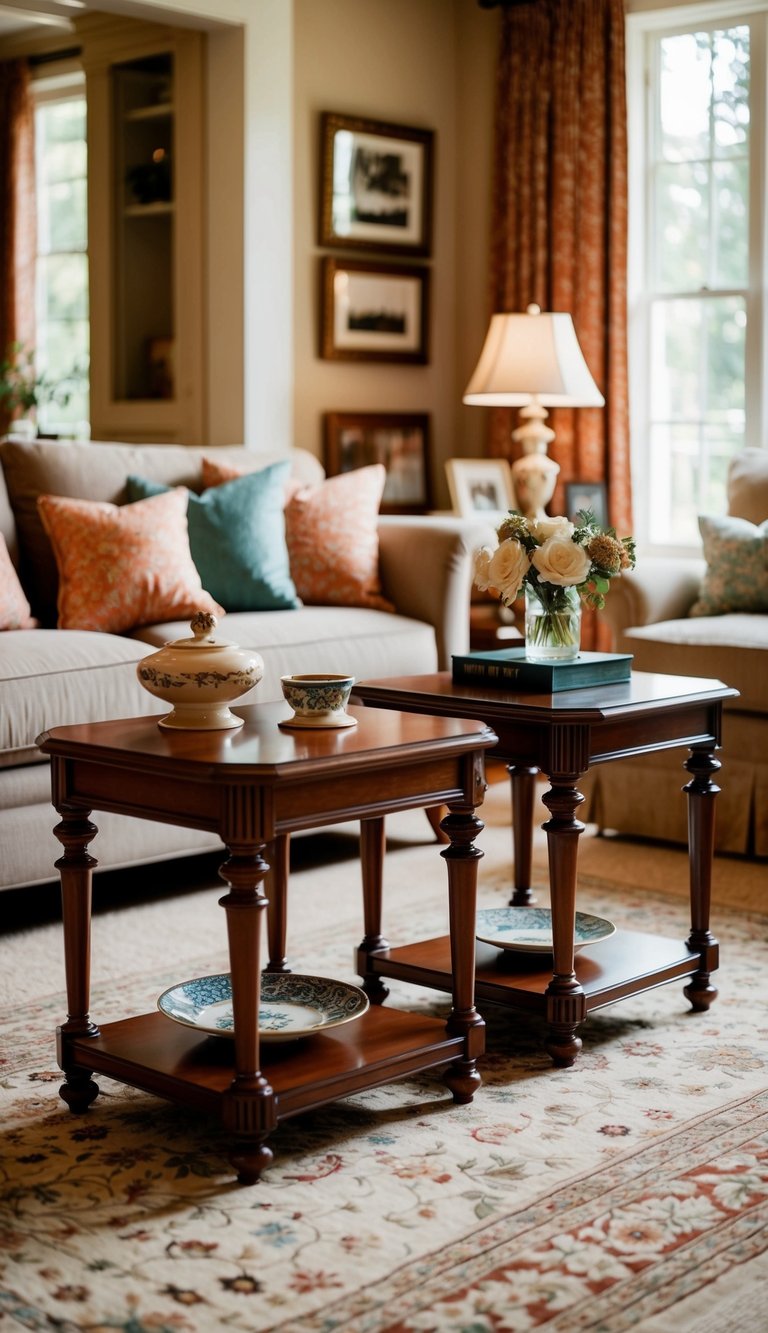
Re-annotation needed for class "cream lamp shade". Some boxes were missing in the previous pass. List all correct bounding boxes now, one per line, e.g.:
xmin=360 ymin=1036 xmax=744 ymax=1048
xmin=463 ymin=304 xmax=604 ymax=518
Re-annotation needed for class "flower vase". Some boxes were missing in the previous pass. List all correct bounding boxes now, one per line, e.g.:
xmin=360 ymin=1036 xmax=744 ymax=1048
xmin=524 ymin=585 xmax=582 ymax=662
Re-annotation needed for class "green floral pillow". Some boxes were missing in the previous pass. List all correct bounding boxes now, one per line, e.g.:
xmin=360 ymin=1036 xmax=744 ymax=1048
xmin=690 ymin=514 xmax=768 ymax=616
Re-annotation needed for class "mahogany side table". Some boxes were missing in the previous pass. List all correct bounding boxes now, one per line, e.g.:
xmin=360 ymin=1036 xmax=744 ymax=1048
xmin=353 ymin=671 xmax=738 ymax=1067
xmin=38 ymin=702 xmax=496 ymax=1183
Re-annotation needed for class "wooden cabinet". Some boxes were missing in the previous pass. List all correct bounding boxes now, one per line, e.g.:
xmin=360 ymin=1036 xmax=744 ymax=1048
xmin=79 ymin=17 xmax=205 ymax=444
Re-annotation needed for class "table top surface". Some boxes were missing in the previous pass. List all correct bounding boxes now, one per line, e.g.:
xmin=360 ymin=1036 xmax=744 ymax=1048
xmin=354 ymin=670 xmax=738 ymax=721
xmin=37 ymin=700 xmax=498 ymax=776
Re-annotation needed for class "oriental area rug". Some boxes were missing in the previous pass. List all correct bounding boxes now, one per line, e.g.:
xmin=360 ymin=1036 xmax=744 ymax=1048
xmin=1 ymin=782 xmax=767 ymax=1331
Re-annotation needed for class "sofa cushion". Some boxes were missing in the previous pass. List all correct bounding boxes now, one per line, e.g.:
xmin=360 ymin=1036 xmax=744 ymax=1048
xmin=37 ymin=489 xmax=222 ymax=632
xmin=0 ymin=534 xmax=36 ymax=630
xmin=727 ymin=448 xmax=768 ymax=524
xmin=126 ymin=466 xmax=301 ymax=612
xmin=203 ymin=456 xmax=394 ymax=612
xmin=690 ymin=514 xmax=768 ymax=617
xmin=0 ymin=629 xmax=163 ymax=767
xmin=0 ymin=438 xmax=323 ymax=624
xmin=622 ymin=613 xmax=768 ymax=714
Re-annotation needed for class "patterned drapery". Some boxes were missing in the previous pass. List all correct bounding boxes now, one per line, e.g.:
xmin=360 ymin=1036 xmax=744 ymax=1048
xmin=488 ymin=0 xmax=631 ymax=540
xmin=0 ymin=59 xmax=36 ymax=432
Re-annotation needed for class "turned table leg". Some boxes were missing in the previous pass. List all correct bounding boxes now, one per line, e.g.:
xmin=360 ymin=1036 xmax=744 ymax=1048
xmin=265 ymin=834 xmax=291 ymax=973
xmin=356 ymin=816 xmax=390 ymax=1003
xmin=440 ymin=805 xmax=486 ymax=1104
xmin=542 ymin=780 xmax=586 ymax=1066
xmin=53 ymin=803 xmax=101 ymax=1114
xmin=219 ymin=843 xmax=276 ymax=1183
xmin=508 ymin=764 xmax=539 ymax=905
xmin=683 ymin=744 xmax=720 ymax=1011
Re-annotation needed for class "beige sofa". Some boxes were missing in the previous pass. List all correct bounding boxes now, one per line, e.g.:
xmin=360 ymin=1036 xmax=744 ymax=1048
xmin=0 ymin=437 xmax=490 ymax=891
xmin=582 ymin=449 xmax=768 ymax=856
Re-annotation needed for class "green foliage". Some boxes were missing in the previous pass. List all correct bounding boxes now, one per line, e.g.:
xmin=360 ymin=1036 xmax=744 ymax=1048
xmin=0 ymin=342 xmax=84 ymax=421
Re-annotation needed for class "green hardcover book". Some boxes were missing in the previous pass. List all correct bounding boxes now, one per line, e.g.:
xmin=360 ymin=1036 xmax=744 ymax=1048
xmin=451 ymin=648 xmax=633 ymax=692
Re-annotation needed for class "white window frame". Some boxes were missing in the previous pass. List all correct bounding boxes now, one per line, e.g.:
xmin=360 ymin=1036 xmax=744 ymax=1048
xmin=626 ymin=0 xmax=768 ymax=558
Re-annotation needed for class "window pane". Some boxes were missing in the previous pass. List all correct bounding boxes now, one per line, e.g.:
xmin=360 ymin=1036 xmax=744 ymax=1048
xmin=713 ymin=159 xmax=748 ymax=286
xmin=38 ymin=179 xmax=87 ymax=254
xmin=712 ymin=27 xmax=750 ymax=158
xmin=655 ymin=161 xmax=709 ymax=290
xmin=659 ymin=33 xmax=711 ymax=162
xmin=34 ymin=89 xmax=89 ymax=436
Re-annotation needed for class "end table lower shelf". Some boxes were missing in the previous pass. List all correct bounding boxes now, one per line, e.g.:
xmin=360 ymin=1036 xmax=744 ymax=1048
xmin=59 ymin=1005 xmax=466 ymax=1125
xmin=365 ymin=928 xmax=704 ymax=1018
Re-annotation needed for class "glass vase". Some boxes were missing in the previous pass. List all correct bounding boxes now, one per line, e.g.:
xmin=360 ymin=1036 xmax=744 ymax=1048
xmin=524 ymin=584 xmax=582 ymax=662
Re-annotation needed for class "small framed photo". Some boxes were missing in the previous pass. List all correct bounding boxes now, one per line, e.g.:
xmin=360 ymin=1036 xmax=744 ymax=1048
xmin=565 ymin=481 xmax=608 ymax=527
xmin=445 ymin=458 xmax=516 ymax=519
xmin=319 ymin=111 xmax=434 ymax=256
xmin=320 ymin=257 xmax=429 ymax=363
xmin=324 ymin=411 xmax=432 ymax=514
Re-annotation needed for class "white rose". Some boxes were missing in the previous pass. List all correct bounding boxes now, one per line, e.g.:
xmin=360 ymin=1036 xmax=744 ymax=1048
xmin=488 ymin=539 xmax=530 ymax=602
xmin=531 ymin=533 xmax=591 ymax=586
xmin=474 ymin=546 xmax=495 ymax=592
xmin=531 ymin=515 xmax=574 ymax=542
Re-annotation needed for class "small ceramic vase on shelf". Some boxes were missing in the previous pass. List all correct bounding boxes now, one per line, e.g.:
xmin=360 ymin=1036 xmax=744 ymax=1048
xmin=136 ymin=612 xmax=263 ymax=730
xmin=524 ymin=585 xmax=582 ymax=662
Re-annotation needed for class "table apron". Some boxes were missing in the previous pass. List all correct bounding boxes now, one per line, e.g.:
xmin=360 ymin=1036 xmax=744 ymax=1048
xmin=491 ymin=707 xmax=722 ymax=775
xmin=52 ymin=752 xmax=483 ymax=843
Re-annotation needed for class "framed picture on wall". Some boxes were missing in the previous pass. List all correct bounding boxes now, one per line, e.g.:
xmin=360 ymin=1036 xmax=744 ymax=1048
xmin=445 ymin=458 xmax=516 ymax=519
xmin=565 ymin=481 xmax=608 ymax=527
xmin=320 ymin=257 xmax=430 ymax=363
xmin=324 ymin=411 xmax=432 ymax=514
xmin=319 ymin=111 xmax=434 ymax=256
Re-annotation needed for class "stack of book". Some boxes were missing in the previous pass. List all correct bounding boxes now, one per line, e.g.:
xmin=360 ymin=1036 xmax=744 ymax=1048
xmin=451 ymin=648 xmax=633 ymax=692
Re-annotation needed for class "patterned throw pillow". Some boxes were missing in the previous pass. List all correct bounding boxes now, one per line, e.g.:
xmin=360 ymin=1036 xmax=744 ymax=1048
xmin=202 ymin=457 xmax=394 ymax=611
xmin=0 ymin=534 xmax=37 ymax=630
xmin=690 ymin=514 xmax=768 ymax=617
xmin=126 ymin=464 xmax=301 ymax=612
xmin=37 ymin=488 xmax=223 ymax=633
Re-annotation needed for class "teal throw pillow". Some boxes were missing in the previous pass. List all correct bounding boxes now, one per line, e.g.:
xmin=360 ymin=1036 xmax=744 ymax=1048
xmin=689 ymin=513 xmax=768 ymax=616
xmin=126 ymin=464 xmax=301 ymax=612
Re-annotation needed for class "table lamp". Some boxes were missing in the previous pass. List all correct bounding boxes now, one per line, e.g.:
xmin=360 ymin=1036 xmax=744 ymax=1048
xmin=463 ymin=304 xmax=604 ymax=519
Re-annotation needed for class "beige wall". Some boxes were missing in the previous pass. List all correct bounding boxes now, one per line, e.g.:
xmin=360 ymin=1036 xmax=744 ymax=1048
xmin=292 ymin=0 xmax=498 ymax=508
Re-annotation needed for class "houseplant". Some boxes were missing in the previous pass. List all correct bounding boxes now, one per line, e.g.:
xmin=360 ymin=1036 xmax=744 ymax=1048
xmin=474 ymin=510 xmax=636 ymax=661
xmin=0 ymin=342 xmax=80 ymax=437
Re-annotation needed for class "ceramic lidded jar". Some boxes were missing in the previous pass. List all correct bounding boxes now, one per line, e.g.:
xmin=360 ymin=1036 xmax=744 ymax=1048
xmin=137 ymin=612 xmax=264 ymax=730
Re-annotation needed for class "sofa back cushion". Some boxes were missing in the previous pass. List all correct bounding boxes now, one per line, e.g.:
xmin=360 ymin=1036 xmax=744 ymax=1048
xmin=0 ymin=439 xmax=323 ymax=625
xmin=728 ymin=448 xmax=768 ymax=524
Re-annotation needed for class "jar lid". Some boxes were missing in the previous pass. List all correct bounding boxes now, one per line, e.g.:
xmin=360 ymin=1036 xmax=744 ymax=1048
xmin=165 ymin=612 xmax=236 ymax=651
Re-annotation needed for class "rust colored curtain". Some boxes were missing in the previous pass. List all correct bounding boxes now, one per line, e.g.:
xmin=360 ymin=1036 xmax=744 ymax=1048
xmin=489 ymin=0 xmax=631 ymax=536
xmin=0 ymin=58 xmax=36 ymax=428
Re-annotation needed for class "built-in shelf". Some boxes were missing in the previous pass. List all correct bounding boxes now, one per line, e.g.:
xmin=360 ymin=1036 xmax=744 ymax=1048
xmin=124 ymin=102 xmax=174 ymax=122
xmin=123 ymin=202 xmax=174 ymax=218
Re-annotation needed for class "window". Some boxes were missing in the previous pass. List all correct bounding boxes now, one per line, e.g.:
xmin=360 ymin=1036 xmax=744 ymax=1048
xmin=627 ymin=5 xmax=766 ymax=552
xmin=33 ymin=70 xmax=89 ymax=437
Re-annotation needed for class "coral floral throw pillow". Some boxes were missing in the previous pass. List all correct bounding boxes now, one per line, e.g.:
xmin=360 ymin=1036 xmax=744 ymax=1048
xmin=202 ymin=456 xmax=394 ymax=610
xmin=0 ymin=534 xmax=37 ymax=630
xmin=37 ymin=488 xmax=223 ymax=633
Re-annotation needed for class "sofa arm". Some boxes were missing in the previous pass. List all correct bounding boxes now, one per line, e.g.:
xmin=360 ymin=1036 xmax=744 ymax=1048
xmin=602 ymin=556 xmax=706 ymax=642
xmin=377 ymin=515 xmax=497 ymax=668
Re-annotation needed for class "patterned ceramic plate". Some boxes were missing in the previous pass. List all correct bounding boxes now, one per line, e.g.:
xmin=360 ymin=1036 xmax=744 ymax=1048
xmin=476 ymin=907 xmax=616 ymax=954
xmin=157 ymin=972 xmax=369 ymax=1041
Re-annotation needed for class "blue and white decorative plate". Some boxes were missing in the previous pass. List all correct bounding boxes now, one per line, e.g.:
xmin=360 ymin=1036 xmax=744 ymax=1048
xmin=157 ymin=972 xmax=369 ymax=1041
xmin=476 ymin=907 xmax=616 ymax=954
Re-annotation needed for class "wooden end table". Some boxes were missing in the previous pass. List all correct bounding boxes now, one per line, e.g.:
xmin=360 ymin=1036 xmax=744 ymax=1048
xmin=38 ymin=703 xmax=496 ymax=1183
xmin=353 ymin=671 xmax=738 ymax=1067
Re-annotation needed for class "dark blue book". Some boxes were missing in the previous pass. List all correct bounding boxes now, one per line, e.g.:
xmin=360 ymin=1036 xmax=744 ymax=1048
xmin=451 ymin=648 xmax=633 ymax=692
